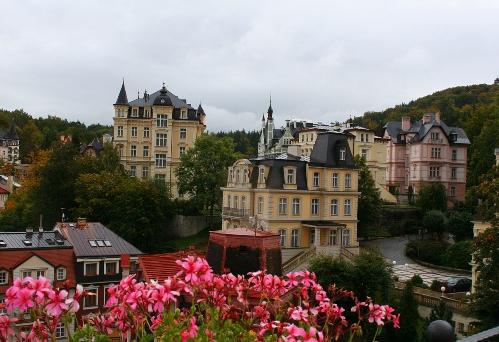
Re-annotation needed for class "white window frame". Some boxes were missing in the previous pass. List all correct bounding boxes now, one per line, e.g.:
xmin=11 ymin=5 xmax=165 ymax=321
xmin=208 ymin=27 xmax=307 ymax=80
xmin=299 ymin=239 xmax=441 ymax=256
xmin=257 ymin=197 xmax=264 ymax=214
xmin=291 ymin=229 xmax=299 ymax=248
xmin=132 ymin=108 xmax=138 ymax=117
xmin=84 ymin=262 xmax=100 ymax=276
xmin=156 ymin=133 xmax=168 ymax=147
xmin=179 ymin=146 xmax=186 ymax=155
xmin=311 ymin=198 xmax=319 ymax=216
xmin=117 ymin=126 xmax=123 ymax=137
xmin=129 ymin=165 xmax=136 ymax=177
xmin=181 ymin=109 xmax=188 ymax=119
xmin=309 ymin=228 xmax=315 ymax=246
xmin=142 ymin=166 xmax=149 ymax=179
xmin=104 ymin=261 xmax=119 ymax=276
xmin=292 ymin=198 xmax=300 ymax=216
xmin=278 ymin=198 xmax=287 ymax=215
xmin=0 ymin=270 xmax=8 ymax=285
xmin=55 ymin=322 xmax=66 ymax=338
xmin=331 ymin=199 xmax=338 ymax=216
xmin=130 ymin=145 xmax=137 ymax=157
xmin=286 ymin=168 xmax=296 ymax=184
xmin=278 ymin=229 xmax=286 ymax=247
xmin=313 ymin=172 xmax=320 ymax=187
xmin=180 ymin=128 xmax=187 ymax=139
xmin=155 ymin=154 xmax=167 ymax=168
xmin=131 ymin=126 xmax=138 ymax=137
xmin=339 ymin=147 xmax=346 ymax=161
xmin=451 ymin=168 xmax=457 ymax=179
xmin=143 ymin=146 xmax=149 ymax=157
xmin=344 ymin=199 xmax=351 ymax=216
xmin=259 ymin=167 xmax=265 ymax=183
xmin=56 ymin=267 xmax=66 ymax=281
xmin=361 ymin=149 xmax=368 ymax=159
xmin=342 ymin=229 xmax=350 ymax=246
xmin=156 ymin=114 xmax=168 ymax=127
xmin=22 ymin=270 xmax=32 ymax=278
xmin=143 ymin=127 xmax=150 ymax=138
xmin=329 ymin=230 xmax=337 ymax=246
xmin=332 ymin=173 xmax=339 ymax=188
xmin=36 ymin=270 xmax=45 ymax=278
xmin=345 ymin=173 xmax=351 ymax=188
xmin=83 ymin=286 xmax=99 ymax=309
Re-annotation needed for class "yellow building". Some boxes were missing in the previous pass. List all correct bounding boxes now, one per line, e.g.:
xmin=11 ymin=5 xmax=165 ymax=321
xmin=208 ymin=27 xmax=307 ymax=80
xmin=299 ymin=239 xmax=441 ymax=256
xmin=222 ymin=132 xmax=360 ymax=256
xmin=112 ymin=81 xmax=206 ymax=197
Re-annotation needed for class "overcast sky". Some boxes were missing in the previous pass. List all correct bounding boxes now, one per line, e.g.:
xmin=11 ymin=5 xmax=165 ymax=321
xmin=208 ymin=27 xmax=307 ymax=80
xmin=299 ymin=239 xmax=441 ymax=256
xmin=1 ymin=1 xmax=498 ymax=132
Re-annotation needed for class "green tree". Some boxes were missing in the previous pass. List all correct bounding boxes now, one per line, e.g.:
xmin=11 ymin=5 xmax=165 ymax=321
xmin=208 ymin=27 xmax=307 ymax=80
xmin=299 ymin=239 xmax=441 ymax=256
xmin=472 ymin=219 xmax=499 ymax=327
xmin=447 ymin=211 xmax=473 ymax=241
xmin=354 ymin=155 xmax=383 ymax=238
xmin=417 ymin=183 xmax=447 ymax=213
xmin=467 ymin=165 xmax=499 ymax=221
xmin=308 ymin=254 xmax=354 ymax=290
xmin=176 ymin=135 xmax=238 ymax=228
xmin=18 ymin=120 xmax=43 ymax=163
xmin=75 ymin=171 xmax=172 ymax=252
xmin=396 ymin=282 xmax=422 ymax=342
xmin=422 ymin=210 xmax=447 ymax=240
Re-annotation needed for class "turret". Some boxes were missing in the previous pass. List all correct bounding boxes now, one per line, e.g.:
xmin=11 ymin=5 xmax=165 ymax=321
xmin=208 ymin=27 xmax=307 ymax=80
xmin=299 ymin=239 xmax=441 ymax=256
xmin=114 ymin=80 xmax=129 ymax=118
xmin=197 ymin=103 xmax=206 ymax=124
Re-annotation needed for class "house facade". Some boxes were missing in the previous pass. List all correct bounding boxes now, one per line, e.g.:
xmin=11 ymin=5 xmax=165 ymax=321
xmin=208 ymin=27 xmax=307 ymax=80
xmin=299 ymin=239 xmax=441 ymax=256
xmin=222 ymin=132 xmax=360 ymax=256
xmin=54 ymin=220 xmax=142 ymax=322
xmin=0 ymin=125 xmax=20 ymax=164
xmin=112 ymin=81 xmax=206 ymax=197
xmin=0 ymin=229 xmax=75 ymax=339
xmin=384 ymin=113 xmax=469 ymax=204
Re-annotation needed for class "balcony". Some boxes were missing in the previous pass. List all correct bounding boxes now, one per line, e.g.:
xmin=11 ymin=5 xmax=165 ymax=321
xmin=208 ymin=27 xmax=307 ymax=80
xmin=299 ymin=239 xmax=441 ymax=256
xmin=222 ymin=207 xmax=250 ymax=218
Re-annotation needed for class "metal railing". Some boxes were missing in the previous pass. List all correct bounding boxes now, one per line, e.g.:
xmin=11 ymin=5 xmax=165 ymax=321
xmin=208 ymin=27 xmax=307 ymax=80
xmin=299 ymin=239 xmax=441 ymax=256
xmin=221 ymin=207 xmax=251 ymax=218
xmin=458 ymin=326 xmax=499 ymax=341
xmin=282 ymin=246 xmax=316 ymax=274
xmin=340 ymin=247 xmax=356 ymax=261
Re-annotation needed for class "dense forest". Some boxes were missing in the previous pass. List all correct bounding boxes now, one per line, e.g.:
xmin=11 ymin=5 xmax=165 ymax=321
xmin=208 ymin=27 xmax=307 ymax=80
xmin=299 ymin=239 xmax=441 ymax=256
xmin=352 ymin=83 xmax=499 ymax=186
xmin=0 ymin=108 xmax=112 ymax=163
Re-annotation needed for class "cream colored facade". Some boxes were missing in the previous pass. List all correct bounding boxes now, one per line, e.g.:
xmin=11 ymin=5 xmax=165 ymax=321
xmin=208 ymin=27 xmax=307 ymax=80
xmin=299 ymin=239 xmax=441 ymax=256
xmin=222 ymin=133 xmax=360 ymax=256
xmin=112 ymin=83 xmax=205 ymax=197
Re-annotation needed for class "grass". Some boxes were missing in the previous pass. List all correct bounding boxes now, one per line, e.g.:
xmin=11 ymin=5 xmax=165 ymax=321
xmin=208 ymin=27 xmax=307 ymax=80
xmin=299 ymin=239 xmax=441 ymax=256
xmin=160 ymin=227 xmax=212 ymax=253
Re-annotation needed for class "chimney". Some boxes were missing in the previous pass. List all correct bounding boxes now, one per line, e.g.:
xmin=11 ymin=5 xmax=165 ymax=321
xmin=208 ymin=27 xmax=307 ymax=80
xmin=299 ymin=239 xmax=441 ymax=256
xmin=121 ymin=254 xmax=130 ymax=278
xmin=26 ymin=227 xmax=33 ymax=238
xmin=38 ymin=214 xmax=43 ymax=234
xmin=401 ymin=116 xmax=411 ymax=131
xmin=435 ymin=112 xmax=441 ymax=124
xmin=285 ymin=119 xmax=290 ymax=127
xmin=422 ymin=114 xmax=431 ymax=124
xmin=76 ymin=217 xmax=87 ymax=229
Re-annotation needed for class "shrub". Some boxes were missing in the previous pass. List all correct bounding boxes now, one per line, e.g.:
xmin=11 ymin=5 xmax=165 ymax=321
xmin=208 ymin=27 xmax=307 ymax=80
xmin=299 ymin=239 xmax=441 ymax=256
xmin=409 ymin=274 xmax=424 ymax=287
xmin=406 ymin=240 xmax=448 ymax=265
xmin=448 ymin=211 xmax=474 ymax=241
xmin=417 ymin=183 xmax=447 ymax=213
xmin=442 ymin=240 xmax=472 ymax=270
xmin=430 ymin=280 xmax=446 ymax=292
xmin=422 ymin=210 xmax=447 ymax=239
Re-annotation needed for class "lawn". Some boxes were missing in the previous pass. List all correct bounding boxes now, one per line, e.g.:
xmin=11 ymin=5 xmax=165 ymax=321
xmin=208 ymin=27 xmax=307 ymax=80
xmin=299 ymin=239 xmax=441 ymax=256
xmin=160 ymin=228 xmax=212 ymax=253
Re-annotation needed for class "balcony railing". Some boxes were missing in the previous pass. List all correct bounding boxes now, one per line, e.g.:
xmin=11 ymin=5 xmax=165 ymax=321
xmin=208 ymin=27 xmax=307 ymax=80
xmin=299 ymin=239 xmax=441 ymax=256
xmin=222 ymin=207 xmax=250 ymax=218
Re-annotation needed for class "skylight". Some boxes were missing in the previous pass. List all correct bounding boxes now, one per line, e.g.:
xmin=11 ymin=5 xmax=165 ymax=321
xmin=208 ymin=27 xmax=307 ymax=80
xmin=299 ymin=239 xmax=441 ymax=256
xmin=89 ymin=240 xmax=97 ymax=247
xmin=23 ymin=240 xmax=32 ymax=246
xmin=104 ymin=240 xmax=112 ymax=247
xmin=0 ymin=240 xmax=6 ymax=247
xmin=96 ymin=240 xmax=105 ymax=247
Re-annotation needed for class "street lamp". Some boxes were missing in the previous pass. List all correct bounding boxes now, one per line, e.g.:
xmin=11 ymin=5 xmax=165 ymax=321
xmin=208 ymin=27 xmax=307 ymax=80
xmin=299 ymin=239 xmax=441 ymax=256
xmin=392 ymin=260 xmax=397 ymax=265
xmin=440 ymin=286 xmax=446 ymax=297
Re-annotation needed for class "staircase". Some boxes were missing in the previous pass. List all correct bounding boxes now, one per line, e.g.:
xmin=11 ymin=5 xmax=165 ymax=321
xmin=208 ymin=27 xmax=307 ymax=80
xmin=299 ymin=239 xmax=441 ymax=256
xmin=282 ymin=247 xmax=316 ymax=274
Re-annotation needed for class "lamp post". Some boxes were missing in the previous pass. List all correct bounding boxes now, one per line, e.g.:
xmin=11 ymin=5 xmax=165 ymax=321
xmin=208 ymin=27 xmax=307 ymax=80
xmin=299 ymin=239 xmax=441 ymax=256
xmin=440 ymin=286 xmax=446 ymax=297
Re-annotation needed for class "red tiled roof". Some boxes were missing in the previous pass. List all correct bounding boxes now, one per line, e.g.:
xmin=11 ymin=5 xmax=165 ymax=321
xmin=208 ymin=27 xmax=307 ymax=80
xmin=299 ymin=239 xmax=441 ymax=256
xmin=139 ymin=252 xmax=203 ymax=282
xmin=0 ymin=187 xmax=10 ymax=194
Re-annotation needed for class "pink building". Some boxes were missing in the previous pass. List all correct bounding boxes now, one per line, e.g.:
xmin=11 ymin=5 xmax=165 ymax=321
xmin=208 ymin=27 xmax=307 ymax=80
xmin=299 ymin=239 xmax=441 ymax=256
xmin=384 ymin=113 xmax=469 ymax=204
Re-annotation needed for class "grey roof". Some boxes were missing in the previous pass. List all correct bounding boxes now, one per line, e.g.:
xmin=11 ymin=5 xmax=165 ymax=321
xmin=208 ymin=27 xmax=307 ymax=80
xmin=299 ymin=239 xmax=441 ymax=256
xmin=309 ymin=132 xmax=356 ymax=168
xmin=129 ymin=87 xmax=194 ymax=109
xmin=384 ymin=113 xmax=470 ymax=145
xmin=0 ymin=125 xmax=19 ymax=141
xmin=55 ymin=222 xmax=142 ymax=257
xmin=250 ymin=158 xmax=308 ymax=190
xmin=80 ymin=138 xmax=104 ymax=154
xmin=114 ymin=80 xmax=128 ymax=105
xmin=0 ymin=230 xmax=72 ymax=250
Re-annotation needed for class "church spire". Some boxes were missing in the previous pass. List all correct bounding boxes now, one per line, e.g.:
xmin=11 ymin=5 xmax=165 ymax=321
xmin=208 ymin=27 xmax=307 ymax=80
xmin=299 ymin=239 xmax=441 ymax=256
xmin=267 ymin=93 xmax=273 ymax=120
xmin=114 ymin=79 xmax=129 ymax=105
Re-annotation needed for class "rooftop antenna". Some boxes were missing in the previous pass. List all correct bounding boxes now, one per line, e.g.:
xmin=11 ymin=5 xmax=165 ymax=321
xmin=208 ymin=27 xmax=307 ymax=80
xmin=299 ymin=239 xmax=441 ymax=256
xmin=38 ymin=214 xmax=43 ymax=233
xmin=61 ymin=208 xmax=66 ymax=223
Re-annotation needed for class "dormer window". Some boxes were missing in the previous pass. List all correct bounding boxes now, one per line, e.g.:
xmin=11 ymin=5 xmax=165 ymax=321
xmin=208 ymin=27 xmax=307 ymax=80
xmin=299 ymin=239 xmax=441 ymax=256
xmin=181 ymin=109 xmax=188 ymax=119
xmin=258 ymin=167 xmax=265 ymax=183
xmin=339 ymin=147 xmax=346 ymax=161
xmin=132 ymin=108 xmax=138 ymax=117
xmin=144 ymin=109 xmax=150 ymax=118
xmin=313 ymin=172 xmax=320 ymax=187
xmin=286 ymin=168 xmax=296 ymax=184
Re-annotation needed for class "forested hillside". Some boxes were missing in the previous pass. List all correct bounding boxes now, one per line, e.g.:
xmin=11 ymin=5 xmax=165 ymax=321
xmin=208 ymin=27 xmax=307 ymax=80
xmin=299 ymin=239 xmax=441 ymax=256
xmin=353 ymin=83 xmax=499 ymax=186
xmin=0 ymin=109 xmax=112 ymax=163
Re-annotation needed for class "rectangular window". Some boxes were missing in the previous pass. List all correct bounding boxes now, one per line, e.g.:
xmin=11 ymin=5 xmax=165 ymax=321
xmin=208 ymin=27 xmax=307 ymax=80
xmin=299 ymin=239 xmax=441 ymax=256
xmin=450 ymin=186 xmax=456 ymax=197
xmin=430 ymin=166 xmax=440 ymax=178
xmin=84 ymin=262 xmax=99 ymax=276
xmin=431 ymin=147 xmax=441 ymax=158
xmin=259 ymin=168 xmax=265 ymax=183
xmin=142 ymin=166 xmax=149 ymax=179
xmin=156 ymin=133 xmax=167 ymax=147
xmin=330 ymin=199 xmax=338 ymax=216
xmin=56 ymin=267 xmax=66 ymax=281
xmin=313 ymin=172 xmax=320 ymax=187
xmin=278 ymin=229 xmax=286 ymax=247
xmin=143 ymin=127 xmax=150 ymax=138
xmin=344 ymin=199 xmax=351 ymax=216
xmin=311 ymin=198 xmax=319 ymax=216
xmin=22 ymin=271 xmax=32 ymax=278
xmin=451 ymin=168 xmax=457 ymax=179
xmin=36 ymin=270 xmax=45 ymax=278
xmin=117 ymin=126 xmax=123 ymax=137
xmin=0 ymin=271 xmax=8 ymax=284
xmin=340 ymin=147 xmax=346 ymax=160
xmin=329 ymin=230 xmax=337 ymax=246
xmin=130 ymin=145 xmax=137 ymax=157
xmin=132 ymin=108 xmax=138 ymax=117
xmin=292 ymin=198 xmax=300 ymax=215
xmin=156 ymin=114 xmax=168 ymax=127
xmin=104 ymin=261 xmax=119 ymax=275
xmin=143 ymin=146 xmax=149 ymax=157
xmin=345 ymin=173 xmax=351 ymax=188
xmin=452 ymin=149 xmax=457 ymax=160
xmin=291 ymin=229 xmax=299 ymax=248
xmin=144 ymin=109 xmax=150 ymax=118
xmin=179 ymin=146 xmax=186 ymax=155
xmin=155 ymin=174 xmax=166 ymax=183
xmin=431 ymin=132 xmax=440 ymax=140
xmin=180 ymin=128 xmax=187 ymax=139
xmin=332 ymin=173 xmax=339 ymax=188
xmin=83 ymin=287 xmax=98 ymax=309
xmin=155 ymin=154 xmax=167 ymax=168
xmin=361 ymin=149 xmax=368 ymax=159
xmin=310 ymin=228 xmax=315 ymax=246
xmin=342 ymin=229 xmax=350 ymax=246
xmin=279 ymin=198 xmax=288 ymax=215
xmin=257 ymin=197 xmax=264 ymax=214
xmin=233 ymin=196 xmax=238 ymax=209
xmin=181 ymin=109 xmax=188 ymax=119
xmin=361 ymin=133 xmax=364 ymax=142
xmin=241 ymin=196 xmax=246 ymax=210
xmin=286 ymin=169 xmax=295 ymax=184
xmin=55 ymin=323 xmax=66 ymax=338
xmin=129 ymin=165 xmax=136 ymax=177
xmin=131 ymin=126 xmax=137 ymax=137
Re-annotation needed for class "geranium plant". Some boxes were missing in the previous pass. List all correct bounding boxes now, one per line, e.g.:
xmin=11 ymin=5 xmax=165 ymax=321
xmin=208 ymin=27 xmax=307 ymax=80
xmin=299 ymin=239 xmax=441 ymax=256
xmin=0 ymin=256 xmax=399 ymax=341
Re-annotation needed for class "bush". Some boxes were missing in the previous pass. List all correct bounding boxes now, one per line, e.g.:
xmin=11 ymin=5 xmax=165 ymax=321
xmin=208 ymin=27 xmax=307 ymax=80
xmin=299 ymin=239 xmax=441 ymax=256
xmin=417 ymin=183 xmax=447 ymax=213
xmin=430 ymin=280 xmax=446 ymax=292
xmin=422 ymin=210 xmax=447 ymax=238
xmin=409 ymin=274 xmax=424 ymax=287
xmin=442 ymin=240 xmax=472 ymax=270
xmin=448 ymin=211 xmax=474 ymax=241
xmin=406 ymin=240 xmax=448 ymax=265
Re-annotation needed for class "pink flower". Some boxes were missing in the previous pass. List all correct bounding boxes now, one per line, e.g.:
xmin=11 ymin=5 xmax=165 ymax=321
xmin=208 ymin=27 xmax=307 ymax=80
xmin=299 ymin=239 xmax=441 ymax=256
xmin=285 ymin=324 xmax=306 ymax=341
xmin=181 ymin=317 xmax=198 ymax=342
xmin=176 ymin=256 xmax=203 ymax=284
xmin=45 ymin=289 xmax=68 ymax=316
xmin=28 ymin=276 xmax=51 ymax=303
xmin=27 ymin=319 xmax=49 ymax=342
xmin=0 ymin=315 xmax=16 ymax=340
xmin=15 ymin=287 xmax=35 ymax=312
xmin=289 ymin=306 xmax=309 ymax=322
xmin=368 ymin=303 xmax=386 ymax=326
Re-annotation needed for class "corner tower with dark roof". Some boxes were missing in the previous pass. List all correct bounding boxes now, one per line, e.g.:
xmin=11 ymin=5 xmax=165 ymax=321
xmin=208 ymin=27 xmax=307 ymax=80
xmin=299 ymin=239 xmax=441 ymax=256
xmin=112 ymin=81 xmax=206 ymax=197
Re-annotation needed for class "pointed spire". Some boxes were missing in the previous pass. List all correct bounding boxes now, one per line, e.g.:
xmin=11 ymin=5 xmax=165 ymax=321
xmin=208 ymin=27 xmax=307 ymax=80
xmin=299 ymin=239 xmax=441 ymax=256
xmin=114 ymin=79 xmax=129 ymax=105
xmin=197 ymin=102 xmax=205 ymax=115
xmin=267 ymin=93 xmax=273 ymax=120
xmin=262 ymin=113 xmax=265 ymax=121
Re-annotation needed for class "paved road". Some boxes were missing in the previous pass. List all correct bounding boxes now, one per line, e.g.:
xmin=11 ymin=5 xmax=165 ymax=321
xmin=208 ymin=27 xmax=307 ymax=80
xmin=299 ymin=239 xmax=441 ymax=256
xmin=361 ymin=236 xmax=470 ymax=285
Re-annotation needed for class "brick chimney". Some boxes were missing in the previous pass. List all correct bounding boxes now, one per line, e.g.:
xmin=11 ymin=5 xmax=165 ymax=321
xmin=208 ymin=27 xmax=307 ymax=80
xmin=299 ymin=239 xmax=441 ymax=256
xmin=76 ymin=217 xmax=87 ymax=229
xmin=401 ymin=117 xmax=411 ymax=131
xmin=121 ymin=254 xmax=130 ymax=278
xmin=422 ymin=114 xmax=431 ymax=124
xmin=435 ymin=112 xmax=441 ymax=124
